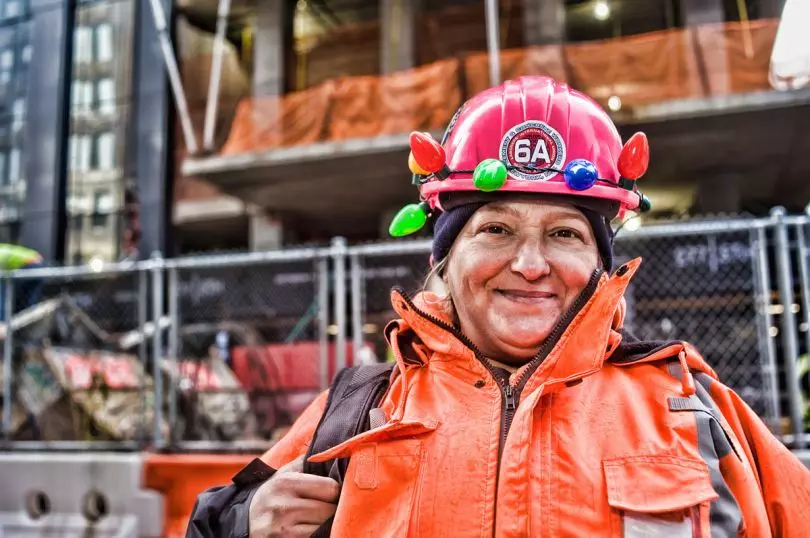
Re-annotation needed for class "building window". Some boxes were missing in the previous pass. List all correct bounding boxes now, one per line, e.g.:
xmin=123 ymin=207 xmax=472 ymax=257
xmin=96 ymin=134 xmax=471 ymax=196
xmin=8 ymin=147 xmax=19 ymax=184
xmin=3 ymin=0 xmax=22 ymax=18
xmin=96 ymin=78 xmax=115 ymax=115
xmin=12 ymin=98 xmax=23 ymax=132
xmin=75 ymin=25 xmax=93 ymax=64
xmin=70 ymin=135 xmax=92 ymax=172
xmin=71 ymin=80 xmax=94 ymax=113
xmin=95 ymin=23 xmax=113 ymax=63
xmin=95 ymin=132 xmax=115 ymax=170
xmin=92 ymin=188 xmax=112 ymax=228
xmin=21 ymin=43 xmax=30 ymax=64
xmin=0 ymin=49 xmax=14 ymax=85
xmin=0 ymin=151 xmax=7 ymax=186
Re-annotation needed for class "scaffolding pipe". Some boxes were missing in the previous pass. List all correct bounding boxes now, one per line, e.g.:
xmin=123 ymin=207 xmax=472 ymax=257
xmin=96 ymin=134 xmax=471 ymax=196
xmin=203 ymin=0 xmax=232 ymax=151
xmin=147 ymin=0 xmax=199 ymax=155
xmin=484 ymin=0 xmax=501 ymax=86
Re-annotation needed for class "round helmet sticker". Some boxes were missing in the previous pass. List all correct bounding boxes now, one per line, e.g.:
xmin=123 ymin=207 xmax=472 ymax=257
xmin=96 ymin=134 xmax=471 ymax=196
xmin=499 ymin=121 xmax=566 ymax=181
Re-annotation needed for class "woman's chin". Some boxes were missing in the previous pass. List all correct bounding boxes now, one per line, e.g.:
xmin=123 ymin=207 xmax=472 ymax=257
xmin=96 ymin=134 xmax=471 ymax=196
xmin=489 ymin=326 xmax=553 ymax=359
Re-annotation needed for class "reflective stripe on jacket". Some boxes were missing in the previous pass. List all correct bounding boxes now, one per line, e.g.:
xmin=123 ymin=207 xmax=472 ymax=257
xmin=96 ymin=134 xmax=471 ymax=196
xmin=262 ymin=258 xmax=810 ymax=537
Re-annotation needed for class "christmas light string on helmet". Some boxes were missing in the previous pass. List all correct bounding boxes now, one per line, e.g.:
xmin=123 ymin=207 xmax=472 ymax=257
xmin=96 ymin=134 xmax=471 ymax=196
xmin=389 ymin=131 xmax=652 ymax=238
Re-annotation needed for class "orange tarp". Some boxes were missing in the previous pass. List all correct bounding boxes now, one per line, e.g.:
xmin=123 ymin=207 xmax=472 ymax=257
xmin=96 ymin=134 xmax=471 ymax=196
xmin=216 ymin=19 xmax=781 ymax=157
xmin=377 ymin=59 xmax=461 ymax=136
xmin=328 ymin=59 xmax=460 ymax=141
xmin=220 ymin=82 xmax=334 ymax=155
xmin=565 ymin=27 xmax=704 ymax=108
xmin=695 ymin=18 xmax=779 ymax=96
xmin=328 ymin=75 xmax=383 ymax=141
xmin=465 ymin=46 xmax=568 ymax=96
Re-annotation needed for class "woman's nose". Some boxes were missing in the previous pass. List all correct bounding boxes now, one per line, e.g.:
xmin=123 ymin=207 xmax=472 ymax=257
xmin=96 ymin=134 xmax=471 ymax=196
xmin=510 ymin=241 xmax=551 ymax=281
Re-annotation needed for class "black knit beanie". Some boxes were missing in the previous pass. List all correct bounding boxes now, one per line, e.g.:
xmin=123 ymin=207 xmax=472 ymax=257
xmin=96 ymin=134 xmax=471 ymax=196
xmin=431 ymin=195 xmax=616 ymax=272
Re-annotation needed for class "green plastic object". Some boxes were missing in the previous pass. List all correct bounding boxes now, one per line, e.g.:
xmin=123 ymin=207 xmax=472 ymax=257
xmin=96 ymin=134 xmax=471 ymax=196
xmin=473 ymin=159 xmax=507 ymax=192
xmin=389 ymin=202 xmax=429 ymax=237
xmin=639 ymin=194 xmax=652 ymax=213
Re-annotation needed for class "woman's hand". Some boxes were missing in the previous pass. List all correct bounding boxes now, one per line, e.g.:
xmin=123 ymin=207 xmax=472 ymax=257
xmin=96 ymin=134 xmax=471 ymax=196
xmin=249 ymin=456 xmax=340 ymax=537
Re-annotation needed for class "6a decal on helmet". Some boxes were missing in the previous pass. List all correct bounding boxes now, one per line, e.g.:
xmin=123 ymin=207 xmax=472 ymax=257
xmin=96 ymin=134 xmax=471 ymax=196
xmin=499 ymin=120 xmax=567 ymax=182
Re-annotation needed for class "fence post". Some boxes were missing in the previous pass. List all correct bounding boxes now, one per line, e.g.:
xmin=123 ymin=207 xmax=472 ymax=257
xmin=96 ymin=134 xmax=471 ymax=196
xmin=771 ymin=207 xmax=806 ymax=448
xmin=796 ymin=215 xmax=810 ymax=375
xmin=167 ymin=265 xmax=179 ymax=443
xmin=332 ymin=237 xmax=348 ymax=374
xmin=151 ymin=252 xmax=166 ymax=449
xmin=137 ymin=267 xmax=149 ymax=448
xmin=316 ymin=257 xmax=330 ymax=391
xmin=350 ymin=252 xmax=364 ymax=364
xmin=753 ymin=225 xmax=781 ymax=432
xmin=1 ymin=273 xmax=13 ymax=440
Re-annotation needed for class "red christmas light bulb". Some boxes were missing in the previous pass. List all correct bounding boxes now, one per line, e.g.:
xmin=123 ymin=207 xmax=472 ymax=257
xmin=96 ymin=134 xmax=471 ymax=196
xmin=409 ymin=132 xmax=446 ymax=174
xmin=617 ymin=132 xmax=649 ymax=181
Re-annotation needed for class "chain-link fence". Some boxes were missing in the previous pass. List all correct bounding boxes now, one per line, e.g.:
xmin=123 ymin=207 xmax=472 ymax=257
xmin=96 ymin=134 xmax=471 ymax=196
xmin=161 ymin=248 xmax=334 ymax=452
xmin=613 ymin=219 xmax=779 ymax=428
xmin=0 ymin=262 xmax=154 ymax=450
xmin=5 ymin=210 xmax=810 ymax=451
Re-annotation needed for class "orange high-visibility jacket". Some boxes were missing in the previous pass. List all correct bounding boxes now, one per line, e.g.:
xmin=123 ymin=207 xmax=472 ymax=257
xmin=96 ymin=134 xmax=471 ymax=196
xmin=262 ymin=259 xmax=810 ymax=537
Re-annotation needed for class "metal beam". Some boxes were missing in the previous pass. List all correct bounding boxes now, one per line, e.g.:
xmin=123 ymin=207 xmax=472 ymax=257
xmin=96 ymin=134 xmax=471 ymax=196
xmin=484 ymin=0 xmax=501 ymax=86
xmin=147 ymin=0 xmax=199 ymax=155
xmin=203 ymin=0 xmax=232 ymax=151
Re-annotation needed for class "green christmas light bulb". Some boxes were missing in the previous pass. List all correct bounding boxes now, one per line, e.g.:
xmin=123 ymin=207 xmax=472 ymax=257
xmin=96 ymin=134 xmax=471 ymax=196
xmin=389 ymin=202 xmax=429 ymax=237
xmin=639 ymin=194 xmax=652 ymax=213
xmin=473 ymin=159 xmax=507 ymax=192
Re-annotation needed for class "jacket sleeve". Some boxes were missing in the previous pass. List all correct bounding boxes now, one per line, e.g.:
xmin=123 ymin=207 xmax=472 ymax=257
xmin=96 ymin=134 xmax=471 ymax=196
xmin=185 ymin=390 xmax=329 ymax=538
xmin=709 ymin=378 xmax=810 ymax=537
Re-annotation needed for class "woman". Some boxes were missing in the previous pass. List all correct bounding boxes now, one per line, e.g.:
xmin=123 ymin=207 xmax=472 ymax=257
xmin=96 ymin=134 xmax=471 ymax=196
xmin=188 ymin=77 xmax=810 ymax=537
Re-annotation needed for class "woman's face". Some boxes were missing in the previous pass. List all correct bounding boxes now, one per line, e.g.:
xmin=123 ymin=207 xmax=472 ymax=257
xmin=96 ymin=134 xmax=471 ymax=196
xmin=444 ymin=200 xmax=601 ymax=364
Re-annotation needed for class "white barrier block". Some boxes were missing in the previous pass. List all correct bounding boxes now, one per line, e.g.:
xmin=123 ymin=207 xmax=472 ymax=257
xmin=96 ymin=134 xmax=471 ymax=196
xmin=0 ymin=453 xmax=164 ymax=538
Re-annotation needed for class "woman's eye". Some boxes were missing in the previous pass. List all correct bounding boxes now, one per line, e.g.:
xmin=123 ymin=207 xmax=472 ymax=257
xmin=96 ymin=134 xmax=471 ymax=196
xmin=551 ymin=229 xmax=581 ymax=239
xmin=482 ymin=225 xmax=509 ymax=235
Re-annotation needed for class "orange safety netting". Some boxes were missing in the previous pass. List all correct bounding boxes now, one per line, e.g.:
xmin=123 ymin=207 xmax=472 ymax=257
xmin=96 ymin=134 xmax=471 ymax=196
xmin=218 ymin=19 xmax=781 ymax=157
xmin=565 ymin=27 xmax=704 ymax=108
xmin=695 ymin=18 xmax=778 ymax=96
xmin=220 ymin=82 xmax=334 ymax=155
xmin=329 ymin=59 xmax=461 ymax=140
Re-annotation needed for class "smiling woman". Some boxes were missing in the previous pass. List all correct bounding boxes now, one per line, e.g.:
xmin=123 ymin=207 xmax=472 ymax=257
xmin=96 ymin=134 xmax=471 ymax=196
xmin=188 ymin=76 xmax=810 ymax=538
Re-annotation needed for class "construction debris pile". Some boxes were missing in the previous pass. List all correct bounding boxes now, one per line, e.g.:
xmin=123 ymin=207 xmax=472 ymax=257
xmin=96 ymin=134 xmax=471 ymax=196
xmin=0 ymin=295 xmax=273 ymax=446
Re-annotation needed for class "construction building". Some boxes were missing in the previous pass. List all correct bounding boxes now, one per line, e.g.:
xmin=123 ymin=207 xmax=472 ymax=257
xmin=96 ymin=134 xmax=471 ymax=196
xmin=0 ymin=0 xmax=806 ymax=263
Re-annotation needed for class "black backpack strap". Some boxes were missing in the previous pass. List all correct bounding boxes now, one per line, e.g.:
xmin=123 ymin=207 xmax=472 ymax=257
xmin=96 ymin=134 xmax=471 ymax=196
xmin=303 ymin=362 xmax=395 ymax=537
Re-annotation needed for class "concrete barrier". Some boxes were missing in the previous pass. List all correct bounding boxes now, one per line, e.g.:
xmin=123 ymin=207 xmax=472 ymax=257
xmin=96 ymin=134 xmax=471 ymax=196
xmin=0 ymin=452 xmax=163 ymax=537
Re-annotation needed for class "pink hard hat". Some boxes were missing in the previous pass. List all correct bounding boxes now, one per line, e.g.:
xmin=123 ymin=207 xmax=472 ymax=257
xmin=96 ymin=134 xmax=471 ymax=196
xmin=389 ymin=76 xmax=651 ymax=239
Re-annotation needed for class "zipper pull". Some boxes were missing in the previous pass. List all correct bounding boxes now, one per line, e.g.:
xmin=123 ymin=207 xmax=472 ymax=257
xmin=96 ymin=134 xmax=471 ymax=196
xmin=504 ymin=385 xmax=516 ymax=410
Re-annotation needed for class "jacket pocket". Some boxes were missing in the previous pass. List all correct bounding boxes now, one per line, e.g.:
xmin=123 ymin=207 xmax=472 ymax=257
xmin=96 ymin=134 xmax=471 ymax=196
xmin=332 ymin=438 xmax=424 ymax=538
xmin=603 ymin=455 xmax=719 ymax=538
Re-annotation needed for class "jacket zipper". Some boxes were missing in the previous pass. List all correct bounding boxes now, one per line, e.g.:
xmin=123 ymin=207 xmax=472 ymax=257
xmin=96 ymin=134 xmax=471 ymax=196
xmin=394 ymin=268 xmax=602 ymax=531
xmin=493 ymin=269 xmax=602 ymax=461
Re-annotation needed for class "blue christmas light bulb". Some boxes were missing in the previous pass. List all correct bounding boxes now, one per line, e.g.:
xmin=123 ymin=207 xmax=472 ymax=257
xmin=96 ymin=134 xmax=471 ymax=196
xmin=564 ymin=159 xmax=598 ymax=191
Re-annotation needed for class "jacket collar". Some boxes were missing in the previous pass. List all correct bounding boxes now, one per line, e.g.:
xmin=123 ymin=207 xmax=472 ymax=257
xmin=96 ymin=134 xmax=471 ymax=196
xmin=386 ymin=258 xmax=647 ymax=388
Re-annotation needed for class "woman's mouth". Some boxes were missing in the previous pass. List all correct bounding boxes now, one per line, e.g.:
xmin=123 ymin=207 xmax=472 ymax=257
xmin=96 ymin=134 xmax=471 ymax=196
xmin=496 ymin=289 xmax=556 ymax=304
